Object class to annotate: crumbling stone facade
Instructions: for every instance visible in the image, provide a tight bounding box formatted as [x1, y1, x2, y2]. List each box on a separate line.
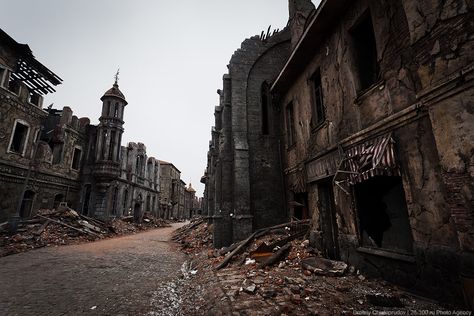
[272, 0, 473, 305]
[203, 0, 473, 305]
[158, 160, 181, 219]
[0, 29, 163, 222]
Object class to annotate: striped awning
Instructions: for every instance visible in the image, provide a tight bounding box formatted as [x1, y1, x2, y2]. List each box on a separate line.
[345, 133, 400, 185]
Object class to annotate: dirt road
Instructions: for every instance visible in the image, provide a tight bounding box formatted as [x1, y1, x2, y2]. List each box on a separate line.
[0, 222, 188, 316]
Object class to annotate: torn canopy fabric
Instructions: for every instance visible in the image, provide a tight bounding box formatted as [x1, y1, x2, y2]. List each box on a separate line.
[335, 133, 400, 189]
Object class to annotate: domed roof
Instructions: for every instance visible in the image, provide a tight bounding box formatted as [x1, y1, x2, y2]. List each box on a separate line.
[187, 183, 196, 193]
[100, 81, 127, 104]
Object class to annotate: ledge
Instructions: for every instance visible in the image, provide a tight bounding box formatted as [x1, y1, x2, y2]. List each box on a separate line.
[357, 247, 416, 263]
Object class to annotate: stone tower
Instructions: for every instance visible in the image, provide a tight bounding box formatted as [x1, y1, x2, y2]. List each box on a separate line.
[288, 0, 315, 49]
[92, 78, 127, 217]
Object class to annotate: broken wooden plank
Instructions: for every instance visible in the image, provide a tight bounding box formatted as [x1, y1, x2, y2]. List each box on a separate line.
[34, 220, 50, 236]
[36, 214, 101, 238]
[258, 243, 292, 269]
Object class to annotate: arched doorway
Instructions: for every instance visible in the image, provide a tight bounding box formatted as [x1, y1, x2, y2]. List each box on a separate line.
[133, 194, 142, 222]
[19, 190, 35, 218]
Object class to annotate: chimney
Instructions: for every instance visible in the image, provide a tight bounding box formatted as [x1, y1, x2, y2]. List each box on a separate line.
[288, 0, 315, 49]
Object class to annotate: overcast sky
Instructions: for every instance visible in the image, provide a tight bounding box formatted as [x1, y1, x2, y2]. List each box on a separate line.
[1, 1, 318, 196]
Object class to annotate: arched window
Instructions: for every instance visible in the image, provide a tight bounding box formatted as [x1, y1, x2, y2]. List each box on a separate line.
[20, 190, 35, 218]
[136, 155, 143, 176]
[261, 82, 270, 135]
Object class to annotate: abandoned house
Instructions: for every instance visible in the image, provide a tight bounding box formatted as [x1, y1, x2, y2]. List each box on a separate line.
[202, 0, 473, 304]
[0, 28, 169, 222]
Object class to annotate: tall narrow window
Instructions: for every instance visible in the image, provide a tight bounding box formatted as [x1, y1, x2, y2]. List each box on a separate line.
[311, 70, 325, 126]
[107, 101, 112, 116]
[9, 121, 29, 154]
[72, 147, 82, 170]
[261, 82, 270, 135]
[351, 12, 379, 91]
[286, 102, 296, 147]
[111, 187, 118, 215]
[108, 130, 116, 160]
[114, 102, 119, 117]
[102, 130, 108, 160]
[136, 155, 143, 176]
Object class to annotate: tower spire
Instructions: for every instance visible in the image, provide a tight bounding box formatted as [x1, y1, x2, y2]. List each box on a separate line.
[114, 68, 120, 86]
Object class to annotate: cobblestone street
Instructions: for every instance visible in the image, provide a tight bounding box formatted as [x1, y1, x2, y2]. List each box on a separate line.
[0, 222, 188, 316]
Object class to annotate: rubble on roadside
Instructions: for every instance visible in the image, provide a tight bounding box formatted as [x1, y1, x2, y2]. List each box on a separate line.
[0, 207, 170, 257]
[173, 218, 451, 315]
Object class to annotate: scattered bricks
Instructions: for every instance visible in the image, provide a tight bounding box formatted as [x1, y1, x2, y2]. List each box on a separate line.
[303, 270, 312, 276]
[291, 294, 302, 304]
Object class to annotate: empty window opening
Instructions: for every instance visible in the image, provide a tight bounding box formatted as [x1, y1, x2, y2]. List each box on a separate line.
[351, 12, 379, 91]
[82, 184, 91, 216]
[107, 101, 112, 116]
[8, 78, 21, 95]
[108, 130, 116, 161]
[261, 82, 271, 135]
[101, 130, 108, 160]
[9, 121, 29, 154]
[286, 102, 296, 147]
[20, 190, 35, 218]
[72, 147, 82, 170]
[311, 70, 325, 126]
[355, 176, 413, 253]
[29, 92, 42, 107]
[136, 155, 144, 176]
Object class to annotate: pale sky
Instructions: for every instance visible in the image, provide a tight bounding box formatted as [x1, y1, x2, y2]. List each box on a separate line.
[1, 1, 318, 196]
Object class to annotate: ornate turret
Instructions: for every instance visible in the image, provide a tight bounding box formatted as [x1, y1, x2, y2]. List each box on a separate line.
[95, 72, 126, 166]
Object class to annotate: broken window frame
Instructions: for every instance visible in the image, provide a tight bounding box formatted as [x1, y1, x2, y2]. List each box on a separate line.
[71, 146, 82, 170]
[350, 11, 380, 92]
[8, 119, 30, 156]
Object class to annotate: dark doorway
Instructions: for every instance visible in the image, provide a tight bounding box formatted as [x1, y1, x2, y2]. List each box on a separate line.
[355, 176, 413, 253]
[82, 185, 91, 216]
[53, 194, 64, 209]
[318, 180, 340, 260]
[133, 203, 141, 222]
[293, 192, 309, 220]
[19, 190, 35, 218]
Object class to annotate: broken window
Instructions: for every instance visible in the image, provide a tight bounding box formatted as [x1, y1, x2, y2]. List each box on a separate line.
[310, 69, 325, 126]
[71, 147, 82, 170]
[286, 102, 296, 147]
[355, 176, 413, 253]
[29, 92, 42, 107]
[351, 12, 379, 91]
[8, 78, 21, 95]
[9, 121, 29, 154]
[261, 82, 270, 135]
[19, 190, 35, 218]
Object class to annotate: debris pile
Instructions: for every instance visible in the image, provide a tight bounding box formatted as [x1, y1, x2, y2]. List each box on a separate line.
[173, 219, 448, 315]
[0, 207, 170, 257]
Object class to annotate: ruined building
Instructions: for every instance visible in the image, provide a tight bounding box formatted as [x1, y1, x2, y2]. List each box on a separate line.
[203, 0, 473, 305]
[0, 29, 161, 222]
